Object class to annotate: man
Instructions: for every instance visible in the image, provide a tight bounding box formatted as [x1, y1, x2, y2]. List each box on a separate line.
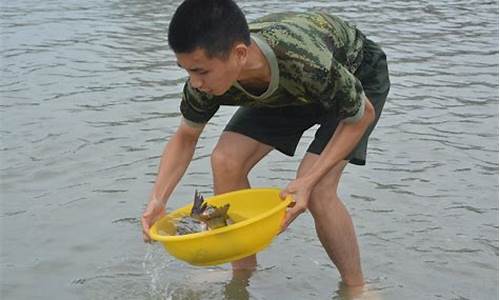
[141, 0, 390, 287]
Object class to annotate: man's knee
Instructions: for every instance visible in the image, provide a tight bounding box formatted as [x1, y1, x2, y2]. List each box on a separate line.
[308, 181, 339, 215]
[211, 145, 247, 178]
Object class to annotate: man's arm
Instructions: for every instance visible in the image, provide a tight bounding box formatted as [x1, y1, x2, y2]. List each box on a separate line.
[142, 118, 204, 241]
[280, 97, 375, 229]
[151, 118, 205, 204]
[303, 96, 375, 186]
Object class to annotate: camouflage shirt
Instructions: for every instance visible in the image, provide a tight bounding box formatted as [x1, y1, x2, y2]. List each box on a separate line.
[180, 12, 367, 125]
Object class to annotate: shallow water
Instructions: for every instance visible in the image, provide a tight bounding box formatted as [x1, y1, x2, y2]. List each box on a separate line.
[1, 0, 498, 299]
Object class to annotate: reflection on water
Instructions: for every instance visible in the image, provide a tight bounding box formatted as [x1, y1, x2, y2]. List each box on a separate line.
[1, 0, 498, 299]
[143, 256, 382, 300]
[333, 282, 382, 300]
[223, 274, 251, 300]
[160, 269, 253, 300]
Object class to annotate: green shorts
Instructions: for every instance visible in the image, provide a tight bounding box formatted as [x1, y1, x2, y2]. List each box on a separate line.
[224, 38, 390, 165]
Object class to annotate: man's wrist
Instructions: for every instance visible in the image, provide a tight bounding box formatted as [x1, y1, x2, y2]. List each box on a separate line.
[300, 173, 320, 190]
[305, 161, 337, 187]
[151, 194, 166, 207]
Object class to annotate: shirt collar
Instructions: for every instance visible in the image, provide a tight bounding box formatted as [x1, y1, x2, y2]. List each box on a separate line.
[232, 33, 280, 99]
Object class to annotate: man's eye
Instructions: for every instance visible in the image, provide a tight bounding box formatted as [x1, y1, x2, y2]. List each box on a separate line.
[198, 71, 209, 75]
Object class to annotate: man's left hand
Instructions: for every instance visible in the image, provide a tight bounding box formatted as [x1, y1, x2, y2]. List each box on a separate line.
[279, 177, 314, 232]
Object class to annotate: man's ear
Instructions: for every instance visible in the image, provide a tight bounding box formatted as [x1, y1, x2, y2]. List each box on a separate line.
[233, 43, 248, 64]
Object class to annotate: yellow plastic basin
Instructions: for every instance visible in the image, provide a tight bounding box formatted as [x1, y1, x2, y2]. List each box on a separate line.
[149, 188, 291, 266]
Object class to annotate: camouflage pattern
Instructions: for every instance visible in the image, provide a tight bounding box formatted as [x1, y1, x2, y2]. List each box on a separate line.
[180, 12, 366, 124]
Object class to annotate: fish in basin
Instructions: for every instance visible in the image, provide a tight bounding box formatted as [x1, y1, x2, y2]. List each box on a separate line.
[175, 190, 231, 235]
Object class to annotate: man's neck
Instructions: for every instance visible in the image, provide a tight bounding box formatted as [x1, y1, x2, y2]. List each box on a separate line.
[237, 40, 271, 90]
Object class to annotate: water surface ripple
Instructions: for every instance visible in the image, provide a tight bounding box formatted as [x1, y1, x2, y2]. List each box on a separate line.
[1, 0, 498, 299]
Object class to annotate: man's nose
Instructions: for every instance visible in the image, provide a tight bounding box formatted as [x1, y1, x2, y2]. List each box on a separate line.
[190, 75, 203, 89]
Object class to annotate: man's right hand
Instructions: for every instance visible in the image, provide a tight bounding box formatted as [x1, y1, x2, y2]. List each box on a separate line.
[141, 197, 166, 243]
[141, 118, 204, 243]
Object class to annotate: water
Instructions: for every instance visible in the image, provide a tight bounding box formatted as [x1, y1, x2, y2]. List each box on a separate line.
[1, 0, 498, 299]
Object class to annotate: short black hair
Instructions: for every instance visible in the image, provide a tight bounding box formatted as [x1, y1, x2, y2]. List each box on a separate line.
[168, 0, 251, 59]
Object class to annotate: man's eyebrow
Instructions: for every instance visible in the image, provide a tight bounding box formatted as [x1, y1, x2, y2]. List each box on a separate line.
[176, 63, 205, 72]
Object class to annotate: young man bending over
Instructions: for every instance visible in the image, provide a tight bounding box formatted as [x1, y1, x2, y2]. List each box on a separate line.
[142, 0, 390, 287]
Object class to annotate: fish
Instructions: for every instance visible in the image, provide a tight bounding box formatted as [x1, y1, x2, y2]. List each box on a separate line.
[175, 190, 231, 235]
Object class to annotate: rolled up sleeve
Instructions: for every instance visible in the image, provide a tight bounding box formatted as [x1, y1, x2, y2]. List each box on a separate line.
[180, 82, 220, 125]
[342, 91, 366, 123]
[321, 58, 365, 122]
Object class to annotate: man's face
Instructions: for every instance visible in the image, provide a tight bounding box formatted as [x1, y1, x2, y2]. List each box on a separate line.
[176, 47, 245, 96]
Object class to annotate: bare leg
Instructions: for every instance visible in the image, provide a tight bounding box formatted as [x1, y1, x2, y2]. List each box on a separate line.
[211, 131, 273, 270]
[297, 153, 364, 286]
